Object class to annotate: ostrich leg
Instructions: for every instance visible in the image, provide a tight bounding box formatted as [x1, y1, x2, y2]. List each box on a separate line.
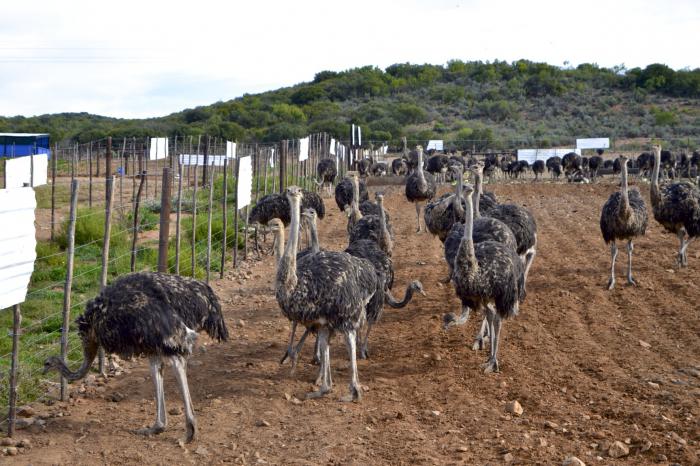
[307, 328, 331, 399]
[359, 323, 372, 360]
[136, 357, 167, 437]
[626, 240, 637, 285]
[414, 202, 422, 233]
[171, 355, 197, 443]
[280, 321, 298, 367]
[482, 305, 501, 374]
[680, 237, 694, 267]
[340, 328, 362, 402]
[523, 244, 537, 284]
[443, 304, 471, 329]
[676, 230, 689, 267]
[472, 317, 490, 351]
[607, 241, 618, 290]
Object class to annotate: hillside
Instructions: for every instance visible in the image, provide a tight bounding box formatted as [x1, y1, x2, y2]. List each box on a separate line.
[1, 60, 699, 150]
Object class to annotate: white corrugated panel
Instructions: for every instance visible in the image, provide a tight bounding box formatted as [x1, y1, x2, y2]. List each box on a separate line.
[517, 148, 580, 163]
[226, 141, 237, 158]
[237, 156, 253, 208]
[299, 137, 309, 161]
[427, 140, 444, 151]
[0, 188, 37, 310]
[576, 138, 609, 149]
[178, 154, 228, 166]
[329, 138, 336, 155]
[149, 138, 168, 160]
[5, 154, 48, 188]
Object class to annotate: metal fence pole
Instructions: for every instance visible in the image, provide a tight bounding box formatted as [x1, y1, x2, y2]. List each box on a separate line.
[60, 180, 79, 401]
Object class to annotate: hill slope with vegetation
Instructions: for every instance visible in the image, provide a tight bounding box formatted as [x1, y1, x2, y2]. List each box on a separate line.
[1, 60, 699, 149]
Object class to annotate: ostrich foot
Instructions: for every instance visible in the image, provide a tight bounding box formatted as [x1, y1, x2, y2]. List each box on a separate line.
[134, 424, 166, 437]
[607, 278, 615, 290]
[438, 275, 451, 284]
[339, 385, 362, 403]
[359, 346, 369, 360]
[627, 276, 637, 286]
[443, 311, 469, 330]
[185, 421, 197, 444]
[306, 387, 331, 399]
[472, 336, 489, 351]
[481, 358, 499, 374]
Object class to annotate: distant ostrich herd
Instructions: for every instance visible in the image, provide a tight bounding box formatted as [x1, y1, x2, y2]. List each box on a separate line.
[43, 142, 700, 443]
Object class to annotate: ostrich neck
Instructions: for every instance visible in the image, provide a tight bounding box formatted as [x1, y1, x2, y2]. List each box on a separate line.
[650, 150, 661, 204]
[308, 217, 320, 253]
[620, 163, 631, 217]
[458, 193, 478, 274]
[352, 178, 360, 210]
[473, 172, 482, 219]
[273, 222, 285, 265]
[417, 152, 427, 187]
[53, 339, 98, 381]
[377, 198, 392, 253]
[453, 171, 465, 219]
[386, 283, 417, 308]
[278, 197, 300, 292]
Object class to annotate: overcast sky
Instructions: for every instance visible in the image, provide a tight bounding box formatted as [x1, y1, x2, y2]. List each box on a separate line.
[1, 0, 697, 119]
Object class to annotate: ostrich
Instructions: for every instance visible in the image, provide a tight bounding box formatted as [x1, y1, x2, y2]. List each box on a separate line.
[316, 158, 337, 197]
[562, 152, 583, 181]
[345, 173, 366, 234]
[335, 175, 369, 212]
[451, 184, 526, 373]
[649, 146, 700, 267]
[349, 192, 394, 256]
[391, 158, 408, 176]
[44, 272, 228, 443]
[472, 164, 537, 282]
[426, 154, 450, 183]
[424, 165, 465, 242]
[588, 155, 603, 180]
[276, 186, 378, 401]
[636, 152, 654, 179]
[359, 198, 392, 223]
[532, 160, 545, 181]
[612, 157, 621, 177]
[600, 156, 648, 289]
[357, 158, 372, 177]
[405, 146, 436, 232]
[371, 162, 387, 177]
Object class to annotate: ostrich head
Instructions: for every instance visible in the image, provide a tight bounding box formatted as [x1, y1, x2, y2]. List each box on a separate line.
[301, 208, 317, 226]
[43, 356, 63, 374]
[286, 185, 303, 202]
[463, 184, 475, 196]
[375, 191, 384, 202]
[410, 280, 427, 296]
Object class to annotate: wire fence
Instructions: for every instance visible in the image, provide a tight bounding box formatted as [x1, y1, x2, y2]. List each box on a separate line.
[0, 132, 355, 434]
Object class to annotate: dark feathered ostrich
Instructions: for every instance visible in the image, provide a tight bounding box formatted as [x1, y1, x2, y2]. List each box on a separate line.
[424, 165, 465, 242]
[357, 158, 372, 178]
[335, 175, 369, 212]
[562, 152, 583, 181]
[532, 160, 545, 181]
[636, 152, 654, 179]
[276, 186, 378, 401]
[451, 184, 526, 373]
[316, 158, 337, 197]
[588, 155, 603, 180]
[391, 158, 408, 176]
[649, 146, 700, 267]
[349, 192, 394, 256]
[405, 146, 436, 232]
[371, 162, 387, 177]
[426, 154, 450, 183]
[472, 164, 538, 282]
[600, 156, 648, 289]
[44, 272, 228, 443]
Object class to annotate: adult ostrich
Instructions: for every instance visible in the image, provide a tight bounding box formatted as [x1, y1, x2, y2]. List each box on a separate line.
[250, 190, 326, 227]
[335, 174, 369, 212]
[588, 155, 603, 180]
[600, 156, 648, 289]
[532, 160, 545, 181]
[44, 272, 228, 443]
[276, 186, 378, 401]
[371, 162, 387, 177]
[451, 184, 526, 373]
[316, 158, 337, 197]
[349, 192, 394, 256]
[562, 152, 583, 181]
[636, 152, 654, 178]
[424, 165, 466, 242]
[357, 158, 372, 177]
[391, 158, 408, 176]
[426, 153, 450, 183]
[649, 146, 700, 267]
[405, 146, 436, 232]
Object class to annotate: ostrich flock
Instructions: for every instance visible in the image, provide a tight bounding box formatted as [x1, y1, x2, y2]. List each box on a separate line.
[43, 144, 700, 443]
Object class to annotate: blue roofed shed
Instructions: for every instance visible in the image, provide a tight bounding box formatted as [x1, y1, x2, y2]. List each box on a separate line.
[0, 133, 50, 157]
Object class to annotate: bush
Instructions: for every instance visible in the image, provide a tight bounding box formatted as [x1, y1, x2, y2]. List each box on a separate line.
[57, 207, 129, 250]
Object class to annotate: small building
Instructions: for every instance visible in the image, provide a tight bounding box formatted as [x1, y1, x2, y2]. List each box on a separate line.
[0, 133, 50, 158]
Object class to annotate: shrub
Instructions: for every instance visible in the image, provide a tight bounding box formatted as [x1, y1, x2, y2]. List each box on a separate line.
[57, 207, 129, 250]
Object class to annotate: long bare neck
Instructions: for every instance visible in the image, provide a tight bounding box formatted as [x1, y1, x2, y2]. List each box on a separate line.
[650, 149, 661, 204]
[473, 171, 482, 218]
[308, 216, 320, 253]
[417, 151, 426, 185]
[377, 197, 393, 255]
[49, 339, 98, 382]
[457, 192, 478, 274]
[272, 221, 285, 265]
[278, 197, 300, 291]
[620, 161, 630, 216]
[453, 169, 465, 219]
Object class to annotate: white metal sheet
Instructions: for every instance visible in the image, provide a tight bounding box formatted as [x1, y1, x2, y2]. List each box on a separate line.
[576, 138, 610, 150]
[427, 140, 444, 151]
[149, 137, 168, 160]
[4, 153, 48, 188]
[299, 137, 309, 161]
[0, 187, 37, 310]
[237, 156, 253, 208]
[517, 148, 580, 163]
[329, 138, 336, 155]
[226, 141, 237, 158]
[178, 154, 228, 166]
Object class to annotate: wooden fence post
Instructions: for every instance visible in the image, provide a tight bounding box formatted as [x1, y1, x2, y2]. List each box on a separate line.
[50, 144, 57, 241]
[88, 144, 93, 208]
[7, 304, 22, 437]
[191, 165, 198, 277]
[220, 159, 228, 279]
[205, 170, 214, 284]
[130, 172, 146, 272]
[175, 160, 183, 275]
[60, 180, 79, 401]
[97, 176, 114, 376]
[232, 157, 240, 267]
[158, 167, 171, 273]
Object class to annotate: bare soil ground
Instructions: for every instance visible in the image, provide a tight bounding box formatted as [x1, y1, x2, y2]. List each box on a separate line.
[7, 178, 700, 465]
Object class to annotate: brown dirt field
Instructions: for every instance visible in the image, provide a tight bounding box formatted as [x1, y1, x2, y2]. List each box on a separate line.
[7, 179, 700, 465]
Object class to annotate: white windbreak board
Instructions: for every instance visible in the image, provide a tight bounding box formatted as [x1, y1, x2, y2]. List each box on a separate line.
[517, 148, 580, 164]
[149, 137, 168, 160]
[0, 188, 37, 309]
[269, 148, 275, 168]
[299, 137, 309, 161]
[329, 138, 336, 155]
[427, 140, 444, 151]
[179, 154, 228, 166]
[576, 138, 610, 149]
[237, 156, 253, 208]
[226, 141, 237, 158]
[4, 154, 48, 188]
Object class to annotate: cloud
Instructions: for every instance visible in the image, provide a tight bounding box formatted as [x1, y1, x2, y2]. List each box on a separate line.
[0, 0, 698, 118]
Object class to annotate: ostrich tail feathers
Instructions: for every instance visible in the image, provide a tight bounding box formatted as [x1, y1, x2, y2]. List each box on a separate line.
[204, 290, 229, 342]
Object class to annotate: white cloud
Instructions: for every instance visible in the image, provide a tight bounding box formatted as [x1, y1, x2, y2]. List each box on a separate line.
[0, 0, 697, 118]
